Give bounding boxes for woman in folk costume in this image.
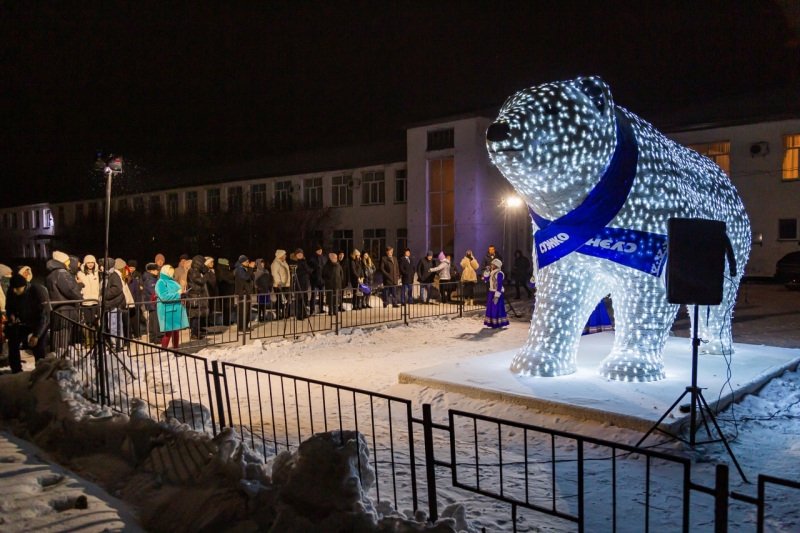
[484,258,509,328]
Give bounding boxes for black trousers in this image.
[6,326,48,373]
[325,290,340,315]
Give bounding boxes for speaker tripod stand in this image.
[637,304,748,482]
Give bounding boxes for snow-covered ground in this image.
[2,284,799,531]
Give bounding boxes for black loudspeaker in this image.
[666,218,729,305]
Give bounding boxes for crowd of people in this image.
[0,244,535,373]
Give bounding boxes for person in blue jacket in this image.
[155,265,188,349]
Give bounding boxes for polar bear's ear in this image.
[575,77,613,117]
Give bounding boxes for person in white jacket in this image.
[428,252,452,304]
[271,250,291,318]
[77,255,100,328]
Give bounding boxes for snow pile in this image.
[0,357,478,532]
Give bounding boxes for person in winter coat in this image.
[18,266,33,283]
[288,249,311,319]
[117,259,135,340]
[173,254,191,291]
[142,263,160,343]
[511,250,532,299]
[398,249,415,305]
[460,251,480,306]
[203,257,218,326]
[100,257,126,340]
[216,258,236,325]
[77,255,100,326]
[429,252,453,303]
[361,253,376,309]
[322,253,344,315]
[307,245,327,315]
[337,251,349,287]
[482,246,503,276]
[125,263,143,338]
[379,247,400,307]
[271,250,291,318]
[484,258,509,329]
[234,255,254,331]
[0,264,12,320]
[415,251,436,304]
[155,265,189,349]
[4,274,49,372]
[186,255,210,339]
[46,250,84,325]
[349,249,365,310]
[254,259,272,322]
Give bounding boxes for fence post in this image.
[242,295,248,346]
[335,290,340,335]
[459,281,463,318]
[404,290,409,326]
[211,360,227,431]
[422,403,438,522]
[715,464,729,533]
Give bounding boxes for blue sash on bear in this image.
[529,110,668,277]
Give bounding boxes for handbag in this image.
[358,282,371,294]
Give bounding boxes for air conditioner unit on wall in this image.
[749,142,769,157]
[347,178,362,189]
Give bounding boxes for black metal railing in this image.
[47,308,800,532]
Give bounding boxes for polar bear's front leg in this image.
[511,260,607,376]
[598,272,678,382]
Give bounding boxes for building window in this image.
[362,171,385,205]
[428,157,455,254]
[185,191,198,215]
[207,189,221,214]
[783,134,800,181]
[275,180,293,210]
[43,209,51,229]
[75,204,85,222]
[167,193,179,218]
[57,206,65,226]
[21,211,28,230]
[304,177,323,208]
[395,169,407,203]
[427,128,455,151]
[331,175,353,207]
[397,228,408,253]
[149,195,162,216]
[251,183,267,212]
[133,197,145,213]
[686,141,730,176]
[778,218,797,240]
[228,186,243,212]
[363,229,386,261]
[333,229,354,256]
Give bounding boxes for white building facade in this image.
[1,114,798,277]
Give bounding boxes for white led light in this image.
[487,77,750,382]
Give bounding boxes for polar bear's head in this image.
[487,77,618,218]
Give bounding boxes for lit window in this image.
[331,175,353,207]
[362,171,385,205]
[783,134,800,181]
[686,141,730,176]
[778,218,797,240]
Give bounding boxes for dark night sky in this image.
[2,1,798,207]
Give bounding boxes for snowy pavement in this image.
[0,430,143,533]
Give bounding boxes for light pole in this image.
[94,155,123,335]
[501,195,523,262]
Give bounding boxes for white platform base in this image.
[398,333,800,433]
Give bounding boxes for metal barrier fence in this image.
[47,308,800,532]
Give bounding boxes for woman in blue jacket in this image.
[155,265,189,349]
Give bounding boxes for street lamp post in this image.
[501,196,523,262]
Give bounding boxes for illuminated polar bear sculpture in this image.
[486,77,750,382]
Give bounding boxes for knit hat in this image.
[352,249,360,256]
[328,253,338,262]
[426,250,433,257]
[0,264,11,277]
[275,249,286,259]
[146,263,158,271]
[438,252,446,261]
[204,256,214,266]
[218,258,229,266]
[9,273,27,289]
[83,255,97,264]
[127,259,138,268]
[155,254,165,263]
[161,264,173,276]
[293,248,304,256]
[314,243,323,252]
[180,254,191,261]
[492,258,503,268]
[115,258,126,270]
[53,250,69,263]
[238,255,248,264]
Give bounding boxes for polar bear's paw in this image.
[598,352,666,382]
[510,350,577,377]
